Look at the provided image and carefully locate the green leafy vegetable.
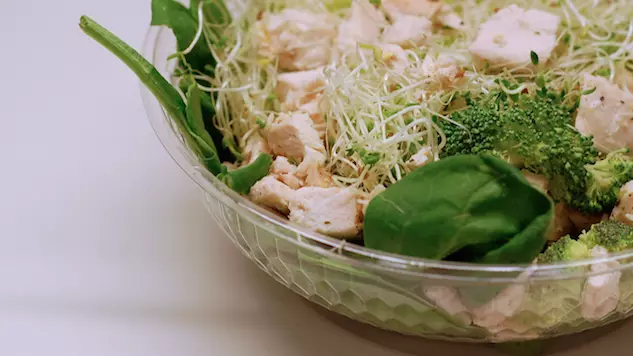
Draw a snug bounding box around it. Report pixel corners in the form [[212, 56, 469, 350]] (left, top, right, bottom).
[[79, 16, 271, 193], [151, 0, 214, 74], [219, 154, 273, 194], [364, 154, 553, 264]]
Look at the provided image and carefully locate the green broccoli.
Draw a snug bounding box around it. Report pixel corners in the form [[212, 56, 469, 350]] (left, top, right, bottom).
[[580, 149, 633, 213], [578, 219, 633, 252], [537, 236, 590, 263], [439, 92, 633, 215], [513, 236, 590, 329]]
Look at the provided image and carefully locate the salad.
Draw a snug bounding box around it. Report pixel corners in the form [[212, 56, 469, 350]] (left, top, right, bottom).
[[80, 0, 633, 268]]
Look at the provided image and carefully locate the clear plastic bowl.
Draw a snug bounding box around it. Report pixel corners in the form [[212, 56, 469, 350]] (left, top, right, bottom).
[[140, 25, 633, 343]]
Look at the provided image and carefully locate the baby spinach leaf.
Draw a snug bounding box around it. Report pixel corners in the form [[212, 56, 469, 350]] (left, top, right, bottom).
[[219, 154, 273, 194], [185, 84, 217, 153], [151, 0, 214, 74], [364, 154, 553, 264], [190, 0, 232, 32], [80, 16, 271, 193]]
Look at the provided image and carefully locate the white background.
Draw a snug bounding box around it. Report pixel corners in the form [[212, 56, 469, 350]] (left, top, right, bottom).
[[2, 1, 633, 355]]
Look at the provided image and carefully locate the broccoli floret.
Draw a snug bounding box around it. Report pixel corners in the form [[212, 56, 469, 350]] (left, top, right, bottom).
[[579, 219, 633, 252], [440, 93, 633, 215], [578, 149, 633, 213], [538, 236, 590, 264]]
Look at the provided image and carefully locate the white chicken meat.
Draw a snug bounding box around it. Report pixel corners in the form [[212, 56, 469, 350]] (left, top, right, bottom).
[[575, 74, 633, 153], [289, 187, 363, 238], [256, 9, 337, 71], [468, 5, 560, 69], [611, 180, 633, 226]]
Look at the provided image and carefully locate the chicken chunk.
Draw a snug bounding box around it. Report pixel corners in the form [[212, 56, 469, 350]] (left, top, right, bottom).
[[337, 0, 386, 51], [378, 44, 410, 74], [575, 74, 633, 153], [256, 9, 337, 71], [275, 69, 326, 111], [468, 5, 560, 69], [611, 180, 633, 226], [437, 5, 465, 31], [421, 53, 463, 87], [381, 14, 432, 48], [243, 132, 270, 165], [276, 69, 328, 134], [424, 286, 471, 325], [250, 176, 296, 214], [265, 112, 325, 162], [406, 146, 433, 170], [271, 156, 303, 190], [581, 246, 621, 321], [296, 147, 331, 188], [382, 0, 444, 19], [470, 268, 533, 329], [289, 187, 362, 238]]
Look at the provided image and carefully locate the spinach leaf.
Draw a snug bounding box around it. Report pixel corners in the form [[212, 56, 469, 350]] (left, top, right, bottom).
[[219, 154, 273, 195], [190, 0, 232, 34], [364, 154, 553, 264], [178, 75, 235, 163], [80, 16, 272, 193], [151, 0, 214, 74], [185, 84, 217, 153]]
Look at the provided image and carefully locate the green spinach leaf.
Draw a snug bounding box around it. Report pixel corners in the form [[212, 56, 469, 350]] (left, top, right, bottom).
[[219, 154, 273, 194], [80, 16, 271, 193], [151, 0, 214, 74], [185, 84, 217, 153], [364, 154, 553, 264]]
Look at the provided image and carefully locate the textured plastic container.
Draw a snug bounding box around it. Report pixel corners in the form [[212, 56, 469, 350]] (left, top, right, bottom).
[[140, 25, 633, 343]]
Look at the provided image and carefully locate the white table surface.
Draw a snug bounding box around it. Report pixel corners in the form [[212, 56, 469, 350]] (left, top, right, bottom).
[[2, 1, 633, 355]]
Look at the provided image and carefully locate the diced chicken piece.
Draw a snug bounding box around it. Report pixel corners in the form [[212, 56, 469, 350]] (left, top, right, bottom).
[[611, 180, 633, 226], [468, 5, 560, 69], [265, 112, 325, 161], [289, 187, 363, 238], [276, 69, 329, 134], [471, 269, 532, 329], [382, 0, 444, 19], [422, 53, 463, 87], [549, 203, 574, 242], [272, 156, 297, 175], [297, 147, 331, 188], [406, 146, 433, 170], [250, 176, 296, 214], [256, 9, 337, 71], [337, 0, 386, 51], [424, 286, 472, 325], [521, 171, 548, 193], [568, 209, 608, 232], [581, 246, 621, 321], [575, 74, 633, 153], [378, 44, 410, 74], [437, 5, 465, 30], [271, 157, 303, 190], [278, 173, 303, 190], [243, 132, 270, 165], [276, 69, 326, 111], [381, 14, 432, 48]]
